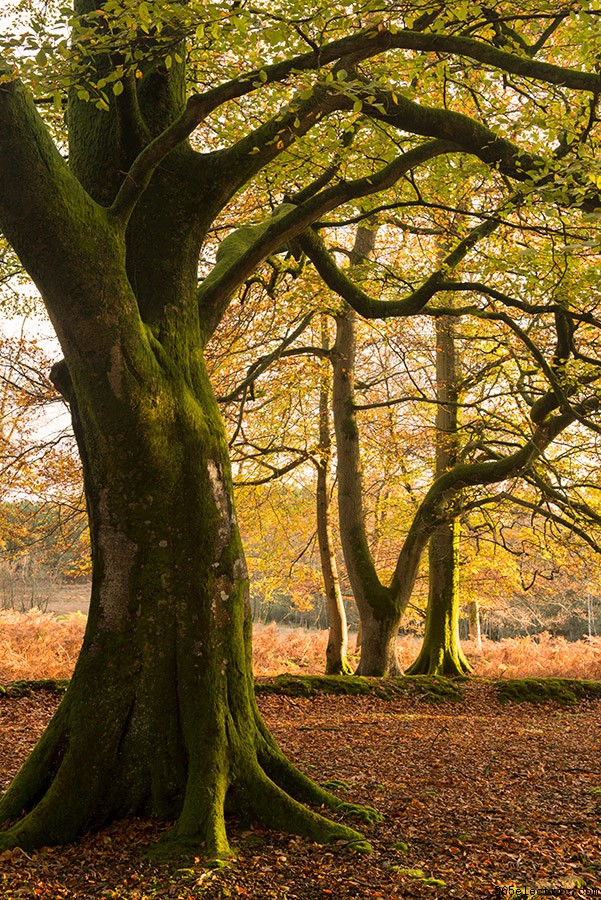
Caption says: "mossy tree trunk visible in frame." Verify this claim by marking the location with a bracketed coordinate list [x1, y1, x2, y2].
[0, 14, 377, 857]
[406, 518, 472, 675]
[407, 311, 472, 676]
[317, 317, 352, 675]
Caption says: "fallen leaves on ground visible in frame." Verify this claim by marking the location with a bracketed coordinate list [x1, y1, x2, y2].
[1, 682, 600, 898]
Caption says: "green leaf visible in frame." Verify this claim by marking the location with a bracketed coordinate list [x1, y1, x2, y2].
[112, 80, 124, 96]
[35, 48, 47, 67]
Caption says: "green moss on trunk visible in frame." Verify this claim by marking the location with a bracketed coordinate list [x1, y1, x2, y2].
[0, 353, 376, 859]
[406, 520, 472, 677]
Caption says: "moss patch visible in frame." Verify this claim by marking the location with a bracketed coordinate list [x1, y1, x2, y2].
[6, 676, 600, 707]
[0, 679, 70, 698]
[255, 674, 463, 703]
[496, 677, 601, 706]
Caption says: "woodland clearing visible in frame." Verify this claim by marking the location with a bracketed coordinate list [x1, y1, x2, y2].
[1, 614, 600, 897]
[0, 680, 600, 898]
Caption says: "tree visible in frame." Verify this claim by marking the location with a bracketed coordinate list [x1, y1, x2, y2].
[317, 316, 352, 674]
[406, 217, 471, 676]
[405, 310, 472, 675]
[1, 0, 601, 856]
[306, 174, 601, 675]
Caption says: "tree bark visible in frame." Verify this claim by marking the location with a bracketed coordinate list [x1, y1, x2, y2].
[332, 227, 403, 677]
[0, 31, 377, 858]
[317, 317, 352, 675]
[405, 518, 472, 675]
[406, 309, 472, 675]
[468, 600, 483, 651]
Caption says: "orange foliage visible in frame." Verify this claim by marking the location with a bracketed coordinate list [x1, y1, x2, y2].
[0, 610, 86, 682]
[471, 632, 601, 680]
[1, 613, 600, 682]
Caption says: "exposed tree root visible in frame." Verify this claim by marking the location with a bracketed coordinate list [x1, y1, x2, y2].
[0, 693, 377, 860]
[405, 645, 473, 677]
[254, 714, 382, 825]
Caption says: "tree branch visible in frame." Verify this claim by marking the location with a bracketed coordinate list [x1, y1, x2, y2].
[198, 140, 456, 338]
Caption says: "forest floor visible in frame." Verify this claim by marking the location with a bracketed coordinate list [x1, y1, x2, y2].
[1, 680, 600, 899]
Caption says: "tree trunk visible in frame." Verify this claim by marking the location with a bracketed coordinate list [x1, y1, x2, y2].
[405, 518, 472, 675]
[332, 228, 402, 677]
[317, 317, 352, 675]
[0, 348, 374, 857]
[406, 307, 471, 675]
[468, 600, 483, 651]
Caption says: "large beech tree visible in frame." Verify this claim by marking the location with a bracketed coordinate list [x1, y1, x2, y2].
[1, 0, 601, 856]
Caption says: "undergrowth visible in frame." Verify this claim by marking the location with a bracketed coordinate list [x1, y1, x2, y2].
[1, 612, 600, 682]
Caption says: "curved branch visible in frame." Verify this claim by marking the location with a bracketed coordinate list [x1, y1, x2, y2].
[388, 399, 592, 610]
[298, 209, 503, 320]
[198, 140, 455, 338]
[495, 491, 601, 555]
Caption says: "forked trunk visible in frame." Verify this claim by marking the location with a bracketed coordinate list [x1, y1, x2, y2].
[354, 605, 403, 676]
[332, 227, 402, 677]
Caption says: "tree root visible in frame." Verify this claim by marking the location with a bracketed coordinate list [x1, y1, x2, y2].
[254, 714, 383, 825]
[405, 646, 473, 677]
[238, 761, 372, 851]
[1, 676, 378, 859]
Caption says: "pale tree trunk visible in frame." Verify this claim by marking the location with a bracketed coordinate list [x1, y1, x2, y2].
[316, 316, 352, 675]
[332, 226, 403, 677]
[468, 600, 483, 651]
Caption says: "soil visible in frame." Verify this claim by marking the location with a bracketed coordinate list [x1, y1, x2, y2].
[1, 681, 600, 898]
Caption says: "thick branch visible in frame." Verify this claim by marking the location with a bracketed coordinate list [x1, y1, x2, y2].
[198, 140, 455, 338]
[0, 65, 141, 366]
[385, 28, 601, 93]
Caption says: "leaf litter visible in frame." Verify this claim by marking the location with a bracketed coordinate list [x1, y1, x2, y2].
[1, 681, 600, 898]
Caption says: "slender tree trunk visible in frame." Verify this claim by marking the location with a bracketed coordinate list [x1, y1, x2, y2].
[406, 311, 472, 675]
[317, 317, 352, 675]
[468, 600, 483, 651]
[332, 227, 403, 677]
